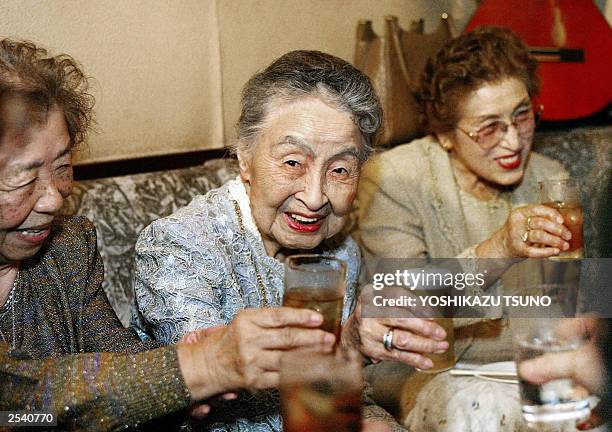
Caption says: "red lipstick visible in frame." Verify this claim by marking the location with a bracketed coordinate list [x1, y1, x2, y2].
[14, 227, 51, 244]
[496, 152, 522, 170]
[284, 213, 324, 233]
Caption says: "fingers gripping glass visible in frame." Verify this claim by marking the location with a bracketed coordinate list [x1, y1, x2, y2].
[456, 104, 544, 150]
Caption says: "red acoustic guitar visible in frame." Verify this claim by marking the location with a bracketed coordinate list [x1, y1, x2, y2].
[465, 0, 612, 121]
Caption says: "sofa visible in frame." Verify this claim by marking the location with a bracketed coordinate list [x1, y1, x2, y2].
[62, 125, 610, 329]
[63, 158, 240, 325]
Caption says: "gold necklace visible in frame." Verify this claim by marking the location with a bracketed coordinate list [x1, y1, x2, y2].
[232, 200, 269, 306]
[0, 271, 19, 351]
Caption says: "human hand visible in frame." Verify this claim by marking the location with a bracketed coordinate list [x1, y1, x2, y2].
[179, 326, 237, 418]
[361, 419, 394, 432]
[177, 307, 335, 399]
[518, 339, 604, 430]
[479, 204, 571, 258]
[188, 392, 239, 419]
[518, 318, 605, 431]
[518, 318, 604, 394]
[347, 295, 448, 370]
[179, 325, 225, 344]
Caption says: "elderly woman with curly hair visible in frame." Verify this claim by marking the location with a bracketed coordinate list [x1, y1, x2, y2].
[0, 39, 342, 431]
[132, 50, 404, 431]
[354, 27, 570, 431]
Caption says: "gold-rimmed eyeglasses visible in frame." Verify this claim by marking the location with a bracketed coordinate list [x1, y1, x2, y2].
[456, 104, 544, 150]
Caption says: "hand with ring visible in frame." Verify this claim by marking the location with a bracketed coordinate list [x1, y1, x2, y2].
[383, 328, 394, 352]
[343, 293, 449, 370]
[477, 204, 572, 258]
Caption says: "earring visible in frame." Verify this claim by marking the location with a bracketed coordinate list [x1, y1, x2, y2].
[436, 134, 452, 151]
[441, 141, 453, 151]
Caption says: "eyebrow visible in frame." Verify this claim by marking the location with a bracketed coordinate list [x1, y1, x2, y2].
[273, 136, 313, 154]
[18, 143, 71, 171]
[330, 147, 360, 160]
[471, 98, 531, 122]
[273, 136, 360, 160]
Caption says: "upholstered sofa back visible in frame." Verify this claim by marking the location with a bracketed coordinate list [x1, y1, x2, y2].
[63, 158, 240, 325]
[532, 126, 611, 257]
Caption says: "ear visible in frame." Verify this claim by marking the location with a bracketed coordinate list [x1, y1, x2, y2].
[435, 132, 454, 151]
[237, 145, 252, 183]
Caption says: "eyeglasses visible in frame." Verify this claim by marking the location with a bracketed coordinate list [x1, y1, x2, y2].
[456, 104, 544, 150]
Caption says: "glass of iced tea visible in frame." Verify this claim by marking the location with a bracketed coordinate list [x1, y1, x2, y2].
[411, 280, 455, 373]
[539, 179, 584, 258]
[283, 255, 346, 343]
[420, 317, 454, 373]
[280, 349, 362, 432]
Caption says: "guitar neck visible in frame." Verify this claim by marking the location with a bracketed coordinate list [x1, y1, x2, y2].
[529, 47, 584, 63]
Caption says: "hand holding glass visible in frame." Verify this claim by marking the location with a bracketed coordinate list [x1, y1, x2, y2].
[511, 283, 591, 424]
[539, 179, 584, 258]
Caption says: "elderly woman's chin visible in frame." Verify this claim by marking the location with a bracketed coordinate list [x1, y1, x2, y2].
[500, 159, 531, 186]
[280, 233, 326, 251]
[478, 155, 530, 188]
[494, 167, 527, 187]
[0, 235, 47, 264]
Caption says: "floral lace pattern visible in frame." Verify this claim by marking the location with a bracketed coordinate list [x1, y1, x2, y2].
[131, 179, 361, 431]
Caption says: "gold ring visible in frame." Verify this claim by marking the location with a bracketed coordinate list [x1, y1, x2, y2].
[522, 230, 529, 243]
[526, 216, 533, 230]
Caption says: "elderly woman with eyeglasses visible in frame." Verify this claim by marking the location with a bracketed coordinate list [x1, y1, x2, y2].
[353, 27, 570, 431]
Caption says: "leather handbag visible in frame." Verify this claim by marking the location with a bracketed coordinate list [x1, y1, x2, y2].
[354, 15, 456, 147]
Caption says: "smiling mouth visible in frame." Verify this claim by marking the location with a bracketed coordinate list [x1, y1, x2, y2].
[285, 212, 325, 233]
[14, 225, 52, 243]
[289, 213, 321, 224]
[495, 152, 522, 170]
[19, 228, 47, 235]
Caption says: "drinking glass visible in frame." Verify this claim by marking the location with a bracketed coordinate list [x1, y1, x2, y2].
[283, 255, 346, 342]
[511, 283, 591, 424]
[411, 278, 455, 373]
[421, 317, 455, 373]
[539, 179, 584, 258]
[280, 349, 362, 432]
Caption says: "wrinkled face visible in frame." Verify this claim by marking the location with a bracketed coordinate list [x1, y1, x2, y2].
[440, 77, 534, 187]
[239, 96, 363, 256]
[0, 105, 72, 265]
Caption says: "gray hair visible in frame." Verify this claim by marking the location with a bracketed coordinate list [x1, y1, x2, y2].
[234, 50, 382, 161]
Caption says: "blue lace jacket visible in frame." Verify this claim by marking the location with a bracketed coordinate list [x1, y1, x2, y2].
[132, 178, 360, 432]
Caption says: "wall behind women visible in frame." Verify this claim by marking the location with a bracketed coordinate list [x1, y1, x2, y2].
[1, 0, 470, 164]
[216, 0, 469, 145]
[0, 0, 224, 164]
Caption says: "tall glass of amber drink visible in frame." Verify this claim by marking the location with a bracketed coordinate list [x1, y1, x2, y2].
[413, 283, 455, 373]
[422, 317, 454, 373]
[539, 179, 583, 258]
[280, 350, 362, 432]
[283, 255, 346, 343]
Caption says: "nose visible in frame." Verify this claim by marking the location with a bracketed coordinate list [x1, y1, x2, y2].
[499, 122, 522, 151]
[34, 179, 64, 215]
[296, 171, 328, 211]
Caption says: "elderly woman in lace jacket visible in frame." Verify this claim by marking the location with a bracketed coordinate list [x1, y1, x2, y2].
[132, 50, 402, 431]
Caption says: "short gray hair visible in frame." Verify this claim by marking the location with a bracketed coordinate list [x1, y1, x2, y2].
[234, 50, 382, 161]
